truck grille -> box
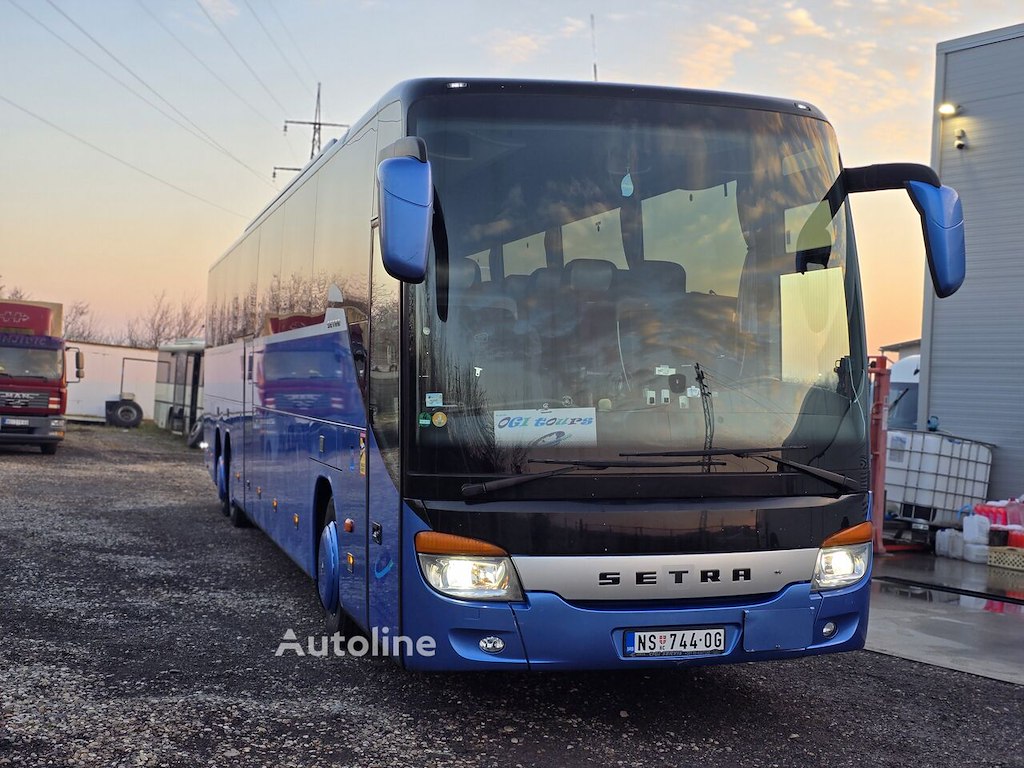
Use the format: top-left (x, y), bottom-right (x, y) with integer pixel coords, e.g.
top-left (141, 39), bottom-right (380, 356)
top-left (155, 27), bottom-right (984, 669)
top-left (0, 391), bottom-right (48, 409)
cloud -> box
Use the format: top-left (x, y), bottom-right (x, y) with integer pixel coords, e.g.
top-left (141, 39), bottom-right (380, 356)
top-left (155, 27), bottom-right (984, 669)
top-left (786, 8), bottom-right (832, 37)
top-left (882, 3), bottom-right (958, 28)
top-left (560, 17), bottom-right (587, 37)
top-left (852, 40), bottom-right (878, 64)
top-left (724, 14), bottom-right (758, 35)
top-left (677, 22), bottom-right (755, 89)
top-left (197, 0), bottom-right (239, 22)
top-left (488, 31), bottom-right (543, 64)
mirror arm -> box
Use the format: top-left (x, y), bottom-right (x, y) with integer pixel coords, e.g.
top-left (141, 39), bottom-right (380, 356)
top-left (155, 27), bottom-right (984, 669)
top-left (844, 163), bottom-right (939, 194)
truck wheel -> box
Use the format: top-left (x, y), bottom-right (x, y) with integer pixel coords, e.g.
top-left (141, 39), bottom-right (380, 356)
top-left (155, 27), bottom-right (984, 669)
top-left (110, 400), bottom-right (143, 428)
top-left (40, 443), bottom-right (58, 455)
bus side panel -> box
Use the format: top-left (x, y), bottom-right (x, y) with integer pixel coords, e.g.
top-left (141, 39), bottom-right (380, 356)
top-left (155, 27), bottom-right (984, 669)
top-left (366, 430), bottom-right (400, 642)
top-left (334, 423), bottom-right (368, 627)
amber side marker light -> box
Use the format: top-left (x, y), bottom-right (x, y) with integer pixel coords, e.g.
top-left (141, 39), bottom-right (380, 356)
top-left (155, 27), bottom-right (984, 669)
top-left (415, 531), bottom-right (508, 556)
top-left (821, 521), bottom-right (873, 548)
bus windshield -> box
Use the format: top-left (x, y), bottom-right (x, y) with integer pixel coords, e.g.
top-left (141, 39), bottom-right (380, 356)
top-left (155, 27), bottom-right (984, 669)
top-left (407, 93), bottom-right (864, 482)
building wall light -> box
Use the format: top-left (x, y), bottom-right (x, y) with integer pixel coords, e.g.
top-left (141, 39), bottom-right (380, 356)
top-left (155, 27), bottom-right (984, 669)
top-left (938, 102), bottom-right (960, 116)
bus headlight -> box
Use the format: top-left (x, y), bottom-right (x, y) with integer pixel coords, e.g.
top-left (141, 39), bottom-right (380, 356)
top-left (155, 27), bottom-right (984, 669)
top-left (812, 521), bottom-right (873, 591)
top-left (812, 542), bottom-right (871, 590)
top-left (415, 531), bottom-right (524, 601)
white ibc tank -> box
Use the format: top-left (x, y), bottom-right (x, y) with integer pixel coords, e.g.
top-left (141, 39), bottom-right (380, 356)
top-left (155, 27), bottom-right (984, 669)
top-left (885, 430), bottom-right (993, 524)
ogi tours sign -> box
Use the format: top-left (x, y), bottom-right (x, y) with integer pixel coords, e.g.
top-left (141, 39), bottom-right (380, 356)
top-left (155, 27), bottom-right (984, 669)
top-left (493, 408), bottom-right (597, 447)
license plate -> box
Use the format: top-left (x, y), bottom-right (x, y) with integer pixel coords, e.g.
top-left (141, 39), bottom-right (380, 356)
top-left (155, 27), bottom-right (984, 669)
top-left (2, 418), bottom-right (30, 427)
top-left (625, 627), bottom-right (726, 657)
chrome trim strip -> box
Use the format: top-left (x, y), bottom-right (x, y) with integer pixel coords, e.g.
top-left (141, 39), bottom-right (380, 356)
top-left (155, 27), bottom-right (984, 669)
top-left (512, 549), bottom-right (819, 601)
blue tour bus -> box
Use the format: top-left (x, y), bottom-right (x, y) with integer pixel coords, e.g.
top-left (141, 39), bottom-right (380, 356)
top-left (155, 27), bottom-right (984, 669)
top-left (203, 79), bottom-right (965, 671)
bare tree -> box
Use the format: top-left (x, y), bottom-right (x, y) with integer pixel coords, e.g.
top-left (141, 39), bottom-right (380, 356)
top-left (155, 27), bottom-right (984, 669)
top-left (172, 293), bottom-right (204, 340)
top-left (0, 275), bottom-right (29, 300)
top-left (64, 300), bottom-right (105, 342)
top-left (126, 291), bottom-right (204, 349)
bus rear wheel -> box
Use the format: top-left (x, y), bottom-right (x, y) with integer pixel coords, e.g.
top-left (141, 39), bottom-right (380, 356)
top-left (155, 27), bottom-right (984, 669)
top-left (216, 454), bottom-right (231, 517)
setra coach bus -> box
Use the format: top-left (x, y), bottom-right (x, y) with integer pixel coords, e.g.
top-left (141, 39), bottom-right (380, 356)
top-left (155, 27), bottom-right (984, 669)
top-left (203, 78), bottom-right (965, 670)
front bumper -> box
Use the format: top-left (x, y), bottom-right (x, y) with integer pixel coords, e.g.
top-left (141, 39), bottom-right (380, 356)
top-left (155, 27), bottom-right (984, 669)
top-left (401, 547), bottom-right (869, 672)
top-left (0, 415), bottom-right (64, 446)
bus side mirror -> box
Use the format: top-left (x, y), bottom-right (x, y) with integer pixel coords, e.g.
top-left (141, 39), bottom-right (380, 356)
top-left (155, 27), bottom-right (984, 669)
top-left (906, 181), bottom-right (965, 299)
top-left (75, 350), bottom-right (85, 379)
top-left (377, 156), bottom-right (432, 283)
top-left (844, 163), bottom-right (966, 299)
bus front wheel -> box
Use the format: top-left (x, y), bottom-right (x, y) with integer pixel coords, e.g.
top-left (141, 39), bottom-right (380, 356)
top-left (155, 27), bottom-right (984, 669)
top-left (318, 498), bottom-right (352, 637)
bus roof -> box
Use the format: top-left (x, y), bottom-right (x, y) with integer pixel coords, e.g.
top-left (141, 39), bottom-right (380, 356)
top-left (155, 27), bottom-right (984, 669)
top-left (377, 78), bottom-right (828, 122)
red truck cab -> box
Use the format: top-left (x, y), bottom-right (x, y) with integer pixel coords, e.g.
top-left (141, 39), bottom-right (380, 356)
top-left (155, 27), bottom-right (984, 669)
top-left (0, 301), bottom-right (83, 455)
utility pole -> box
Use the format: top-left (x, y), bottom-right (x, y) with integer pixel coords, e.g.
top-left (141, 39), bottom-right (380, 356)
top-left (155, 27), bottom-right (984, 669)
top-left (591, 14), bottom-right (599, 82)
top-left (276, 83), bottom-right (348, 178)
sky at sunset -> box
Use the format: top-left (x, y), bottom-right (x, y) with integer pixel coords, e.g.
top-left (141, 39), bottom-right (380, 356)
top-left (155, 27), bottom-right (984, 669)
top-left (1, 0), bottom-right (1021, 350)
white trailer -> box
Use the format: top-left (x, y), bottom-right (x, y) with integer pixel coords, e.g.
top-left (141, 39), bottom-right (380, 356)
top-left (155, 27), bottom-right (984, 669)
top-left (64, 342), bottom-right (158, 426)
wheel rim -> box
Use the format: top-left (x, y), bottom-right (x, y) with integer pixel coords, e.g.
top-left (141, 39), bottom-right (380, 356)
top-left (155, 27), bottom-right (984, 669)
top-left (216, 456), bottom-right (228, 499)
top-left (317, 521), bottom-right (340, 612)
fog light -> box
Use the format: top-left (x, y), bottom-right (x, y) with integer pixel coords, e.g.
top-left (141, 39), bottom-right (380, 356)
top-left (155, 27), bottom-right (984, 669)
top-left (822, 621), bottom-right (837, 638)
top-left (479, 636), bottom-right (505, 653)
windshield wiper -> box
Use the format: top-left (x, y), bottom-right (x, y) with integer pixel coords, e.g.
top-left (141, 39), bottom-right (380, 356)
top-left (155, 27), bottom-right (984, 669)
top-left (461, 455), bottom-right (730, 499)
top-left (620, 445), bottom-right (859, 494)
top-left (528, 458), bottom-right (726, 469)
top-left (461, 465), bottom-right (580, 498)
top-left (738, 453), bottom-right (860, 494)
top-left (620, 445), bottom-right (804, 458)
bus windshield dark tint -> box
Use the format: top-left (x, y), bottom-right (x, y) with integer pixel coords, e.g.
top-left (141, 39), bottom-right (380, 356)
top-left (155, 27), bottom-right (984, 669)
top-left (407, 93), bottom-right (864, 480)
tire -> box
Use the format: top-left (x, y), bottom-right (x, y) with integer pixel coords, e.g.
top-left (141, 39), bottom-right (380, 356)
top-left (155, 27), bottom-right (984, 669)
top-left (216, 454), bottom-right (231, 517)
top-left (229, 495), bottom-right (249, 528)
top-left (187, 420), bottom-right (203, 448)
top-left (110, 399), bottom-right (143, 428)
top-left (318, 498), bottom-right (352, 636)
top-left (40, 443), bottom-right (58, 455)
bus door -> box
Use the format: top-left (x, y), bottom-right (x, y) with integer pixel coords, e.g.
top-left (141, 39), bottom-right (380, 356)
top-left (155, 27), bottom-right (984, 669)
top-left (365, 225), bottom-right (403, 634)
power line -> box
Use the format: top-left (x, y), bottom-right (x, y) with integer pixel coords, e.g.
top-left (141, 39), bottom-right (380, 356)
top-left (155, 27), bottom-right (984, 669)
top-left (284, 83), bottom-right (348, 161)
top-left (241, 0), bottom-right (312, 98)
top-left (8, 0), bottom-right (274, 188)
top-left (41, 0), bottom-right (274, 187)
top-left (0, 92), bottom-right (247, 219)
top-left (135, 0), bottom-right (279, 130)
top-left (193, 0), bottom-right (291, 116)
top-left (264, 2), bottom-right (319, 84)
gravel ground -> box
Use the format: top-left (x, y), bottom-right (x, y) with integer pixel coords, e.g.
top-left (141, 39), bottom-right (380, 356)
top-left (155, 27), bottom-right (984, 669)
top-left (1, 423), bottom-right (1022, 767)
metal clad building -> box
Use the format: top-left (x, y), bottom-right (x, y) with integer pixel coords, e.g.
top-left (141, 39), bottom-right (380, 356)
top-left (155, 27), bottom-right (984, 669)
top-left (920, 24), bottom-right (1024, 501)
